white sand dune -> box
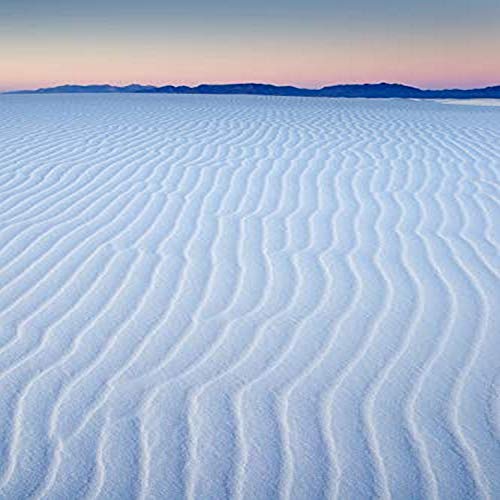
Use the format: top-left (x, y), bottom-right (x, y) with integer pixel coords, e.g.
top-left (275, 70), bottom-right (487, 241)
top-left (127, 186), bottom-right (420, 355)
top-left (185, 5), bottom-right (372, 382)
top-left (0, 94), bottom-right (499, 499)
top-left (437, 99), bottom-right (500, 107)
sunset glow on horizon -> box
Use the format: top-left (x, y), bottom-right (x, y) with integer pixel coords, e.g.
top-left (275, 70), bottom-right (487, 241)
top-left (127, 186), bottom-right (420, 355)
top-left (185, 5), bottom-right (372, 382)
top-left (1, 0), bottom-right (499, 91)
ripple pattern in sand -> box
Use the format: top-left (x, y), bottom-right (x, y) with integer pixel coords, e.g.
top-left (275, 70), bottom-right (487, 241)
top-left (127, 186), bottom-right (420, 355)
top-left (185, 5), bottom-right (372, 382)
top-left (0, 94), bottom-right (499, 499)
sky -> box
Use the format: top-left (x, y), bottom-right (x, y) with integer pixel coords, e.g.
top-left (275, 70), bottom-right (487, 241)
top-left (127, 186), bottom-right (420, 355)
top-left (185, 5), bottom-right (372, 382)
top-left (1, 0), bottom-right (499, 91)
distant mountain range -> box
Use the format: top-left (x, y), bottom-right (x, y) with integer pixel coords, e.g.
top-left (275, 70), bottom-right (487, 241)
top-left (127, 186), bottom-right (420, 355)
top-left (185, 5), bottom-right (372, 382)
top-left (5, 82), bottom-right (500, 99)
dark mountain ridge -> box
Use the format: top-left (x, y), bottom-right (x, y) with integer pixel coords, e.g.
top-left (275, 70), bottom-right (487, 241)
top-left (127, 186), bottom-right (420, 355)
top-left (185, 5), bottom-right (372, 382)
top-left (6, 82), bottom-right (500, 99)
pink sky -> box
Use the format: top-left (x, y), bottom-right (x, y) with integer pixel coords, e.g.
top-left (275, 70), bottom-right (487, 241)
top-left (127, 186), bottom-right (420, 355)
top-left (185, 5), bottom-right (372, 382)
top-left (1, 7), bottom-right (499, 91)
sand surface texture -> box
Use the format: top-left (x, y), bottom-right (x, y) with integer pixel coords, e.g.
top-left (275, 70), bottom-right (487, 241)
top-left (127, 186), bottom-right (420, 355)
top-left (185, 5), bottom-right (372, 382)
top-left (0, 94), bottom-right (499, 499)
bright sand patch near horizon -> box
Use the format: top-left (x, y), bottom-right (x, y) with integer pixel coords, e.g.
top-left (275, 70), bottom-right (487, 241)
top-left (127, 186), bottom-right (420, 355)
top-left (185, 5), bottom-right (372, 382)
top-left (437, 98), bottom-right (500, 107)
top-left (0, 94), bottom-right (499, 499)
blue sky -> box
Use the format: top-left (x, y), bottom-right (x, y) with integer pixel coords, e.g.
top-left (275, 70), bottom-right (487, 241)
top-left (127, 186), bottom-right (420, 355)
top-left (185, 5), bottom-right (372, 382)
top-left (1, 0), bottom-right (499, 90)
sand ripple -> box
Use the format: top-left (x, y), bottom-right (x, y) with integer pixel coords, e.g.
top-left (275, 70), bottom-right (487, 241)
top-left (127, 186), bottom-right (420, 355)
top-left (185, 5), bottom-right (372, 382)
top-left (0, 94), bottom-right (499, 499)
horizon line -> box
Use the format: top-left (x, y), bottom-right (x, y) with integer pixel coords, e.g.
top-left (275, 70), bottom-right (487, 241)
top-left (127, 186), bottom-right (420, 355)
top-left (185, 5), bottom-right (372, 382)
top-left (4, 80), bottom-right (500, 94)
